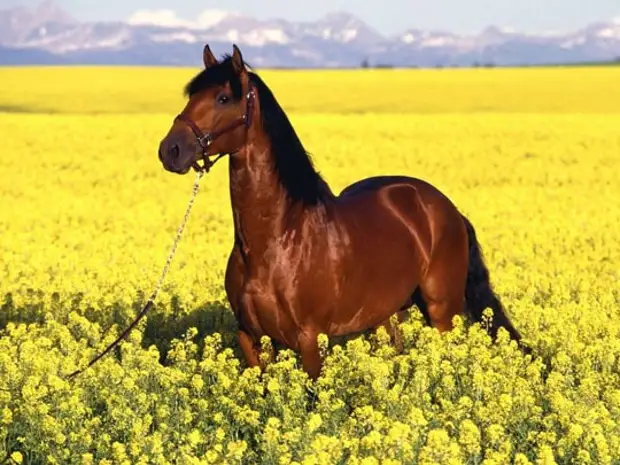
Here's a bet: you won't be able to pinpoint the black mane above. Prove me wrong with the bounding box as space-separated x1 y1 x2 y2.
184 55 332 206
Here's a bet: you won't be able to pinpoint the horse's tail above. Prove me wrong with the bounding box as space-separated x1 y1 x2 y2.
461 214 525 346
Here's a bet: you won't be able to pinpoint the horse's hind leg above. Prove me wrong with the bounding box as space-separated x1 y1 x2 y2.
418 252 468 333
418 281 465 332
376 287 432 350
403 287 431 325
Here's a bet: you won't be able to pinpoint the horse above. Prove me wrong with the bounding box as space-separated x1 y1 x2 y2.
157 44 526 380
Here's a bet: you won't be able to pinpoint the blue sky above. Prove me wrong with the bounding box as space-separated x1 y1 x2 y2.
9 0 620 36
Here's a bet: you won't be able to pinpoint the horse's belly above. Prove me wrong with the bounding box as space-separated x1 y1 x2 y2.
326 242 422 336
329 288 413 336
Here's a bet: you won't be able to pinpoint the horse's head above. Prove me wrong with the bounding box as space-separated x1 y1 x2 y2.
158 44 256 174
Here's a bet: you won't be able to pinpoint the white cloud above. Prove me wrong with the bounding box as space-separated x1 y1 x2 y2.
126 9 235 30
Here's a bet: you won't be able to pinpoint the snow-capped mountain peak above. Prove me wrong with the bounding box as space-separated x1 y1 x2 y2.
1 1 620 68
126 9 242 31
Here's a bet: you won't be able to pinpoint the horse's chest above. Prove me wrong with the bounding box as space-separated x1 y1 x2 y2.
239 280 299 347
232 239 324 347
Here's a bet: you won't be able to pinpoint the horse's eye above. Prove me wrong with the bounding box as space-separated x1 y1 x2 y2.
217 94 230 105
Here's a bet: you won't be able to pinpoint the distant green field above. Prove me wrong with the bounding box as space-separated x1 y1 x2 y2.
1 66 620 115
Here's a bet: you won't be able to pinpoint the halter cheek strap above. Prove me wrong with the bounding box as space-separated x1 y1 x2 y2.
174 83 257 173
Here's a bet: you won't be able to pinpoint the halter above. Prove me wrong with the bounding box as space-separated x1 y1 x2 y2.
174 82 257 173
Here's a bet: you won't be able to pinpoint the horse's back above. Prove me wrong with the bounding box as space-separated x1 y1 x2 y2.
337 175 460 219
334 174 467 269
338 175 450 201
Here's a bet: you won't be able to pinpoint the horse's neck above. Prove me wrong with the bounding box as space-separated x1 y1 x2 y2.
228 142 297 253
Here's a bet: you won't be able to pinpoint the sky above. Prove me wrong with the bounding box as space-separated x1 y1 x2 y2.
5 0 620 36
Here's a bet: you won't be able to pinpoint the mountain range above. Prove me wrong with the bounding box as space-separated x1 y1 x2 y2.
1 1 620 68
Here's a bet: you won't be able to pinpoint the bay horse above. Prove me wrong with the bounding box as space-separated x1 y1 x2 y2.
157 44 526 379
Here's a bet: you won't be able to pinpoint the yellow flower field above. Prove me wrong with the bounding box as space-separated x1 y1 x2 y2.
1 65 620 464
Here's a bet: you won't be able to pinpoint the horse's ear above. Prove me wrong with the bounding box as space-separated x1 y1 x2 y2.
203 44 218 68
231 44 246 75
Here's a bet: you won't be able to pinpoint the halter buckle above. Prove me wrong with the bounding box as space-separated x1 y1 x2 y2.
197 133 213 149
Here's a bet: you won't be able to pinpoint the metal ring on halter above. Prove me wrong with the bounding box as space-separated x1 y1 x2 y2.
197 133 213 149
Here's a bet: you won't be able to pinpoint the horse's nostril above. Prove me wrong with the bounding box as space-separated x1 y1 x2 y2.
169 143 180 160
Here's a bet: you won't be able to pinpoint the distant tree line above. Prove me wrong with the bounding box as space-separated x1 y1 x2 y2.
359 56 620 69
359 57 497 69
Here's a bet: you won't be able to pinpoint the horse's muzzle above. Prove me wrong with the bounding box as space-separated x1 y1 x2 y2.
158 137 196 174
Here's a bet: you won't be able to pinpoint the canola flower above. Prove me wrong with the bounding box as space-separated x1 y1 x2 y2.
1 66 620 464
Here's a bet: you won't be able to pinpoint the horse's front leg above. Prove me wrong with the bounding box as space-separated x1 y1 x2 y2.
237 327 261 368
298 326 323 380
236 292 276 371
225 247 268 370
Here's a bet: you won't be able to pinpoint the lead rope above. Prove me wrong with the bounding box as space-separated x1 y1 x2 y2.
67 170 205 379
151 170 204 300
